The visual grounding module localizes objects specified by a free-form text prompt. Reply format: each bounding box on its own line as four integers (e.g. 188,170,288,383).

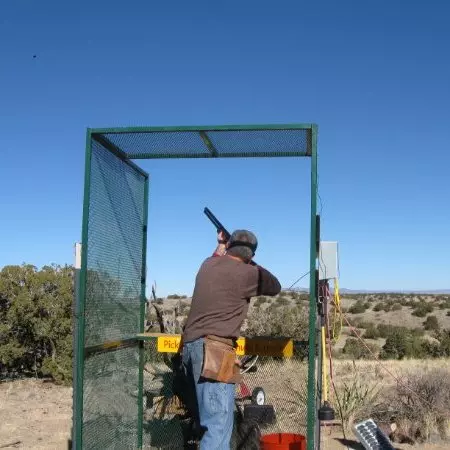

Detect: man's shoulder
202,255,257,273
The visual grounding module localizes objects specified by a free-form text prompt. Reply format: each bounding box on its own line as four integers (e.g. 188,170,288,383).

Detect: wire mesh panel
141,339,309,450
83,346,141,449
93,125,312,159
79,138,148,449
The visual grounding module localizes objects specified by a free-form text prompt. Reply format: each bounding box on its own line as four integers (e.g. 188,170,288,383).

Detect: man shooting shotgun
180,207,281,449
203,207,259,266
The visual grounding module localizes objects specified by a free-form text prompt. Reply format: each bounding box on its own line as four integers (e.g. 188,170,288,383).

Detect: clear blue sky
1,0,449,295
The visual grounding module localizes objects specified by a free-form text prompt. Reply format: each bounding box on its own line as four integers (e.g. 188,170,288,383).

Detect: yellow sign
156,335,293,358
157,336,181,353
236,337,293,358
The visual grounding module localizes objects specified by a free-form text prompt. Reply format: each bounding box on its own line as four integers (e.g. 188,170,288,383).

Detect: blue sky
1,0,449,295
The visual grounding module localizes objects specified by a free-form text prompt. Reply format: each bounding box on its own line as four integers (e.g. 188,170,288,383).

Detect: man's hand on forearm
213,230,228,256
213,243,227,256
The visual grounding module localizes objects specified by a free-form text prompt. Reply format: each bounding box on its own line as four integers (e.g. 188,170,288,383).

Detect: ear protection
227,240,257,256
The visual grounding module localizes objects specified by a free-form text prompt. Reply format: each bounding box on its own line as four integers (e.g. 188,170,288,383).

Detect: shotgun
203,207,257,265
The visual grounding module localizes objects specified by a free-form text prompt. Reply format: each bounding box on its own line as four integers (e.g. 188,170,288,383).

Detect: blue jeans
182,338,235,450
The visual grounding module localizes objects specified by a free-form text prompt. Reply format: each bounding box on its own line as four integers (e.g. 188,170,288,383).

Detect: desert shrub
437,329,450,356
423,315,439,331
377,323,397,338
348,300,369,314
399,297,411,306
422,329,450,357
380,330,425,359
373,302,385,312
363,324,379,339
342,337,380,359
0,264,73,384
391,303,402,311
351,318,367,329
377,324,423,339
447,311,450,317
412,302,434,317
297,293,310,302
253,296,268,307
245,305,308,340
352,320,373,330
276,296,291,306
391,369,450,442
167,294,186,299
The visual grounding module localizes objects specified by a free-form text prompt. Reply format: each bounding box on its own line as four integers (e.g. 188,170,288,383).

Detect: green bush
352,320,373,330
245,305,308,340
373,302,385,312
167,294,186,299
348,300,369,314
253,296,268,307
377,324,423,339
0,264,73,384
423,315,439,331
412,302,434,317
276,296,291,306
342,337,380,359
399,297,411,306
380,330,425,359
377,323,397,338
363,324,379,339
436,329,450,356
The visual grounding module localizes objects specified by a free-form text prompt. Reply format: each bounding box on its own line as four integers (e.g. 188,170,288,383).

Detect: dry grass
1,358,450,449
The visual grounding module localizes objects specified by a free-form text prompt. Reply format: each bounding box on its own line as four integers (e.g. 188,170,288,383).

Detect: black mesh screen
97,127,311,159
82,139,147,449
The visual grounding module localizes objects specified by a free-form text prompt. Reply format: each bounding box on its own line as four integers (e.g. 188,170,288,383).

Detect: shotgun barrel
203,207,231,240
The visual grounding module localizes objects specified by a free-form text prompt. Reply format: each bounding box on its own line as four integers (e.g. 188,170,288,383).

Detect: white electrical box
75,242,82,270
319,241,338,280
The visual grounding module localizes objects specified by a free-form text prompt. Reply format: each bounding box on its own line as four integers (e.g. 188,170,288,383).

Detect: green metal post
137,176,149,449
74,129,93,450
306,125,318,450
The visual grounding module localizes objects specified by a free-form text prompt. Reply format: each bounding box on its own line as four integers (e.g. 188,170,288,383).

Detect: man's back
183,255,280,342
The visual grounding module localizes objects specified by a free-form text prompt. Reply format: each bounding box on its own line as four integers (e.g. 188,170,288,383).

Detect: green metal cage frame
74,123,320,450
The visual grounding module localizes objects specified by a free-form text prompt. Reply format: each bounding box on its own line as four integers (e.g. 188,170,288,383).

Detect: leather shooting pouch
201,335,241,384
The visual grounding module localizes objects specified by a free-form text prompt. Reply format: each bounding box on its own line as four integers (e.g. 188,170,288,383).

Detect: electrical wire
286,270,310,291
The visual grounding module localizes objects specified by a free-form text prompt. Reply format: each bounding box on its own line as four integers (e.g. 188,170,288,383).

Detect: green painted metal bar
89,123,314,134
91,133,149,178
137,175,149,449
127,151,308,160
74,129,93,450
306,124,318,450
199,131,218,157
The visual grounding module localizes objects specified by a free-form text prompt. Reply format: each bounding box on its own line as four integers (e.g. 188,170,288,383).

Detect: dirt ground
0,378,448,450
0,379,72,450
